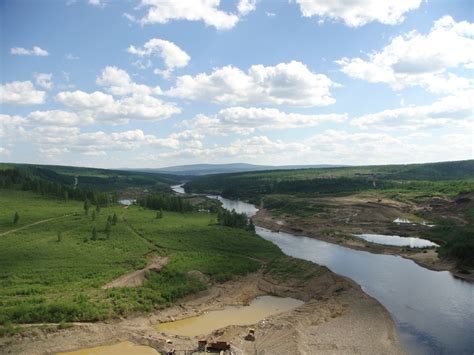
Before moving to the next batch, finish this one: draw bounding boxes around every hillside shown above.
[0,163,183,197]
[184,160,474,199]
[132,163,344,176]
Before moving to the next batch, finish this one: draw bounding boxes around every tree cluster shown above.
[217,208,255,231]
[137,193,192,212]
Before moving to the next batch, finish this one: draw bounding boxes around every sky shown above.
[0,0,473,169]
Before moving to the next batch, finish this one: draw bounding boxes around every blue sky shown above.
[1,0,472,168]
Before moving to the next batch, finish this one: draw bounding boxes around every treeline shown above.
[137,193,193,212]
[187,176,395,200]
[0,168,114,205]
[217,208,255,231]
[424,211,474,268]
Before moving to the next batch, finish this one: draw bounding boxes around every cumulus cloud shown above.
[0,81,45,105]
[337,16,474,93]
[130,0,240,30]
[294,0,421,27]
[352,90,474,130]
[182,107,347,135]
[0,114,25,140]
[55,89,181,124]
[237,0,258,16]
[96,66,162,96]
[35,73,53,90]
[56,90,114,110]
[27,110,91,126]
[127,38,190,77]
[10,46,49,56]
[30,127,178,157]
[166,61,336,107]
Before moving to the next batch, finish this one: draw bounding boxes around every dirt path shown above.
[0,214,74,237]
[103,256,169,289]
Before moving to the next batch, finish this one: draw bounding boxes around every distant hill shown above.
[0,163,182,193]
[131,163,345,176]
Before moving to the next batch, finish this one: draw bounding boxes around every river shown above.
[171,185,474,354]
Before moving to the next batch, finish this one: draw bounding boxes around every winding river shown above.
[171,185,474,354]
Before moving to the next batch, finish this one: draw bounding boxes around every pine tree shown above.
[13,212,19,225]
[105,221,112,238]
[112,213,118,225]
[91,227,97,240]
[84,199,90,215]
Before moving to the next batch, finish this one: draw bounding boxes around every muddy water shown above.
[155,295,303,337]
[189,191,474,355]
[58,341,159,355]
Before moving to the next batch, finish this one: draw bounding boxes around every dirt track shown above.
[102,256,169,289]
[0,214,73,237]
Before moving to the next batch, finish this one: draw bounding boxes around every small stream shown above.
[172,184,474,354]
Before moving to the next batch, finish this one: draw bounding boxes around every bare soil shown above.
[102,256,169,289]
[0,267,404,354]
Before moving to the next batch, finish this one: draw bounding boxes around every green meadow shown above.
[0,190,282,325]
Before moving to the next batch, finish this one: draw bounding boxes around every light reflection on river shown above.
[172,184,474,354]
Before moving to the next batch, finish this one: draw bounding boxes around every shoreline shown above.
[252,208,474,283]
[0,262,404,354]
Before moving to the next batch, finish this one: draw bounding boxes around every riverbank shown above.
[253,208,474,282]
[0,259,404,354]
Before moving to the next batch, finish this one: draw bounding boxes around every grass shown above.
[0,190,282,325]
[0,190,83,233]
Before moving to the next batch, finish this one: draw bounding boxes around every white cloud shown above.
[182,107,347,135]
[96,66,162,96]
[352,90,474,130]
[55,89,181,124]
[88,0,105,7]
[237,0,257,16]
[27,110,90,126]
[295,0,421,27]
[0,81,45,105]
[56,90,114,110]
[65,53,79,60]
[167,61,336,107]
[0,114,25,140]
[127,38,190,77]
[10,46,49,56]
[35,73,53,90]
[132,0,239,30]
[337,16,474,93]
[0,147,11,156]
[30,127,178,158]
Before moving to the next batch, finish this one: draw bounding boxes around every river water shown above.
[171,185,474,354]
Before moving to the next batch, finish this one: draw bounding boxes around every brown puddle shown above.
[57,341,159,355]
[155,295,303,337]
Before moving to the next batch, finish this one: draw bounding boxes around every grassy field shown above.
[0,190,282,327]
[0,190,83,233]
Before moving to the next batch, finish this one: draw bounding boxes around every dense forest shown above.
[137,193,193,212]
[0,167,113,205]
